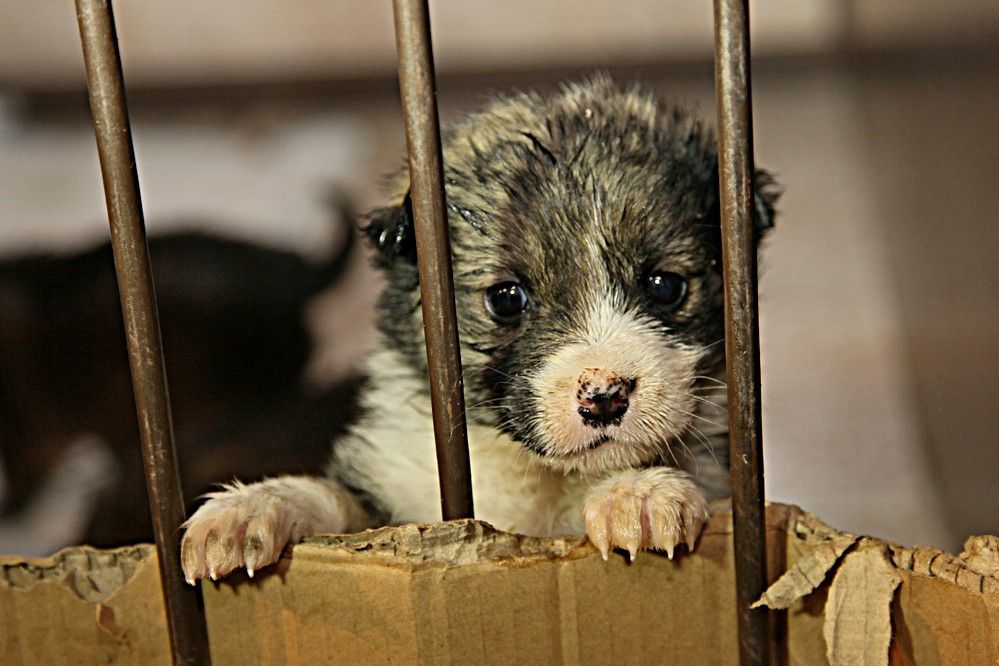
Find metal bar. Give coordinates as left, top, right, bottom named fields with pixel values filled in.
left=391, top=0, right=474, bottom=520
left=75, top=1, right=210, bottom=664
left=712, top=1, right=771, bottom=664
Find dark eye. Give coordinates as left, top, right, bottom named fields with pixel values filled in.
left=645, top=271, right=688, bottom=310
left=485, top=281, right=529, bottom=323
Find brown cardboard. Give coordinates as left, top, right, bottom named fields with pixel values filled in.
left=821, top=544, right=902, bottom=665
left=1, top=504, right=996, bottom=665
left=0, top=545, right=170, bottom=664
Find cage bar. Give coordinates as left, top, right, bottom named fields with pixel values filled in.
left=74, top=1, right=210, bottom=663
left=391, top=0, right=475, bottom=520
left=712, top=0, right=771, bottom=664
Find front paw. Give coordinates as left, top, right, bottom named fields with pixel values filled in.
left=583, top=467, right=709, bottom=561
left=181, top=482, right=293, bottom=583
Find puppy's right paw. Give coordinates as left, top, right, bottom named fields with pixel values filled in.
left=582, top=467, right=708, bottom=562
left=181, top=482, right=294, bottom=584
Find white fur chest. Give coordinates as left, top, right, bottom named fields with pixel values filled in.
left=332, top=351, right=589, bottom=537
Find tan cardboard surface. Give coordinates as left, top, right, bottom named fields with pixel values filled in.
left=1, top=504, right=996, bottom=665
left=0, top=545, right=170, bottom=663
left=199, top=510, right=788, bottom=664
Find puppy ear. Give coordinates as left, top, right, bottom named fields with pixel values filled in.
left=753, top=169, right=781, bottom=238
left=362, top=190, right=417, bottom=264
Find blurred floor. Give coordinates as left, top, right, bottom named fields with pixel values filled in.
left=1, top=52, right=995, bottom=554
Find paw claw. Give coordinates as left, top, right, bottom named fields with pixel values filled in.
left=583, top=498, right=612, bottom=561
left=582, top=469, right=708, bottom=563
left=179, top=485, right=295, bottom=583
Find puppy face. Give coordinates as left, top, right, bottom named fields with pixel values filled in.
left=368, top=77, right=776, bottom=475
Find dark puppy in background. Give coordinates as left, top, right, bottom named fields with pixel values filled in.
left=0, top=204, right=356, bottom=548
left=181, top=76, right=778, bottom=581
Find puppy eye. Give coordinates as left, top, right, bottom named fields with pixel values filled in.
left=645, top=270, right=688, bottom=309
left=485, top=281, right=529, bottom=323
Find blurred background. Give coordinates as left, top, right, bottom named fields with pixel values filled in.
left=0, top=1, right=995, bottom=555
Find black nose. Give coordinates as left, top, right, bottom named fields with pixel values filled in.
left=577, top=390, right=630, bottom=427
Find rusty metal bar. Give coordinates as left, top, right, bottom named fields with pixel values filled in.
left=713, top=1, right=771, bottom=664
left=391, top=0, right=474, bottom=520
left=75, top=1, right=210, bottom=664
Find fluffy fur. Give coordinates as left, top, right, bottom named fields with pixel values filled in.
left=180, top=76, right=778, bottom=582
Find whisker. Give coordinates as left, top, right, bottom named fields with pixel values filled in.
left=683, top=423, right=722, bottom=469
left=463, top=363, right=523, bottom=383
left=655, top=434, right=682, bottom=469
left=685, top=394, right=725, bottom=410
left=674, top=406, right=726, bottom=430
left=674, top=436, right=701, bottom=477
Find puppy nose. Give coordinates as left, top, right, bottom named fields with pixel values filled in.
left=576, top=371, right=636, bottom=427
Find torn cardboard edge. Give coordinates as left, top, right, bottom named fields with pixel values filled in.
left=752, top=509, right=998, bottom=666
left=298, top=500, right=788, bottom=568
left=0, top=543, right=152, bottom=602
left=755, top=510, right=999, bottom=610
left=3, top=503, right=993, bottom=607
left=1, top=503, right=996, bottom=666
left=301, top=519, right=589, bottom=567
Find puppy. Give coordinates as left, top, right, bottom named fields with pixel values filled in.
left=181, top=76, right=778, bottom=581
left=0, top=206, right=354, bottom=547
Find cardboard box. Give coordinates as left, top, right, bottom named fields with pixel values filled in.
left=2, top=504, right=996, bottom=664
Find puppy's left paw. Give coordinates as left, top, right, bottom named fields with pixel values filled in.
left=583, top=467, right=709, bottom=561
